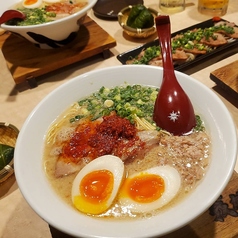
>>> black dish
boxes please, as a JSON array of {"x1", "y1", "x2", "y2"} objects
[
  {"x1": 117, "y1": 18, "x2": 238, "y2": 75},
  {"x1": 93, "y1": 0, "x2": 143, "y2": 20}
]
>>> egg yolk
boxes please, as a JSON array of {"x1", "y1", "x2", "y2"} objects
[
  {"x1": 80, "y1": 170, "x2": 113, "y2": 204},
  {"x1": 123, "y1": 174, "x2": 165, "y2": 203},
  {"x1": 24, "y1": 0, "x2": 38, "y2": 5}
]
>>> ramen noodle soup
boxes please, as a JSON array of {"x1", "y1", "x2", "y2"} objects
[
  {"x1": 43, "y1": 85, "x2": 211, "y2": 219},
  {"x1": 6, "y1": 0, "x2": 88, "y2": 26}
]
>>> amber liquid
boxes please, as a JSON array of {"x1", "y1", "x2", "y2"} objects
[{"x1": 198, "y1": 0, "x2": 229, "y2": 16}]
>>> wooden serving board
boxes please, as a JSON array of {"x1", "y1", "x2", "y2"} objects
[
  {"x1": 0, "y1": 16, "x2": 116, "y2": 87},
  {"x1": 49, "y1": 171, "x2": 238, "y2": 238},
  {"x1": 210, "y1": 60, "x2": 238, "y2": 100}
]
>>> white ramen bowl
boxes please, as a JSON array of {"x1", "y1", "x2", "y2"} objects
[
  {"x1": 14, "y1": 65, "x2": 237, "y2": 238},
  {"x1": 0, "y1": 0, "x2": 97, "y2": 49}
]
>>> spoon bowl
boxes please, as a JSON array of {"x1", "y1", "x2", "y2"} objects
[
  {"x1": 153, "y1": 15, "x2": 196, "y2": 135},
  {"x1": 0, "y1": 10, "x2": 25, "y2": 25}
]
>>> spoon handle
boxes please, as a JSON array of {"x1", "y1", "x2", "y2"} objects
[{"x1": 155, "y1": 16, "x2": 174, "y2": 73}]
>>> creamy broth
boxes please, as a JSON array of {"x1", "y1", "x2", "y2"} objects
[{"x1": 43, "y1": 85, "x2": 211, "y2": 219}]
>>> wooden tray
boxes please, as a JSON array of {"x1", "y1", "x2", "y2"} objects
[
  {"x1": 49, "y1": 171, "x2": 238, "y2": 238},
  {"x1": 210, "y1": 60, "x2": 238, "y2": 100},
  {"x1": 0, "y1": 16, "x2": 116, "y2": 87}
]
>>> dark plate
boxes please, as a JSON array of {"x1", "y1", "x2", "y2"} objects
[
  {"x1": 93, "y1": 0, "x2": 143, "y2": 19},
  {"x1": 117, "y1": 18, "x2": 238, "y2": 75}
]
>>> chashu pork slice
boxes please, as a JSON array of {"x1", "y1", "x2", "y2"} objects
[
  {"x1": 200, "y1": 32, "x2": 227, "y2": 47},
  {"x1": 214, "y1": 21, "x2": 238, "y2": 39},
  {"x1": 55, "y1": 129, "x2": 160, "y2": 178}
]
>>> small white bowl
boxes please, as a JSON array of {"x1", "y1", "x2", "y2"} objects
[
  {"x1": 14, "y1": 65, "x2": 237, "y2": 237},
  {"x1": 0, "y1": 0, "x2": 97, "y2": 49}
]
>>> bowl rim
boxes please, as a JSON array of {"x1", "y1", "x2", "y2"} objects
[
  {"x1": 118, "y1": 5, "x2": 159, "y2": 33},
  {"x1": 0, "y1": 0, "x2": 97, "y2": 29},
  {"x1": 14, "y1": 65, "x2": 238, "y2": 238}
]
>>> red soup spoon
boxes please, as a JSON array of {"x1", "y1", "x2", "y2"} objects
[
  {"x1": 153, "y1": 15, "x2": 196, "y2": 135},
  {"x1": 0, "y1": 10, "x2": 25, "y2": 25}
]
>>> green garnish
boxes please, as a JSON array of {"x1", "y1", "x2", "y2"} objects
[
  {"x1": 130, "y1": 45, "x2": 161, "y2": 65},
  {"x1": 70, "y1": 85, "x2": 205, "y2": 133},
  {"x1": 194, "y1": 115, "x2": 205, "y2": 132},
  {"x1": 128, "y1": 22, "x2": 235, "y2": 65},
  {"x1": 71, "y1": 85, "x2": 158, "y2": 125},
  {"x1": 6, "y1": 8, "x2": 56, "y2": 26}
]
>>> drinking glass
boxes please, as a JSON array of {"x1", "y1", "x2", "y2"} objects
[
  {"x1": 159, "y1": 0, "x2": 185, "y2": 13},
  {"x1": 198, "y1": 0, "x2": 229, "y2": 16}
]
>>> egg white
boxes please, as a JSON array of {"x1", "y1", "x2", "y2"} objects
[
  {"x1": 119, "y1": 165, "x2": 181, "y2": 213},
  {"x1": 71, "y1": 155, "x2": 124, "y2": 215},
  {"x1": 22, "y1": 0, "x2": 43, "y2": 8}
]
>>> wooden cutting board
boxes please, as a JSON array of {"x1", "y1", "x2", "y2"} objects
[
  {"x1": 0, "y1": 16, "x2": 116, "y2": 87},
  {"x1": 49, "y1": 171, "x2": 238, "y2": 238},
  {"x1": 210, "y1": 60, "x2": 238, "y2": 100}
]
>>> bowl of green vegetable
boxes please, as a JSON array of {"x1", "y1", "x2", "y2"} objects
[
  {"x1": 0, "y1": 0, "x2": 97, "y2": 49},
  {"x1": 0, "y1": 122, "x2": 19, "y2": 183},
  {"x1": 118, "y1": 4, "x2": 159, "y2": 38}
]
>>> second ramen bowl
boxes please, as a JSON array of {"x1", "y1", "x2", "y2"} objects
[
  {"x1": 0, "y1": 0, "x2": 97, "y2": 49},
  {"x1": 14, "y1": 65, "x2": 237, "y2": 237}
]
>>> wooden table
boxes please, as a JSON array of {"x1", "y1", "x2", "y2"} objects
[
  {"x1": 0, "y1": 16, "x2": 116, "y2": 86},
  {"x1": 0, "y1": 0, "x2": 238, "y2": 237}
]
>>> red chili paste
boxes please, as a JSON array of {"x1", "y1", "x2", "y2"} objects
[
  {"x1": 62, "y1": 115, "x2": 145, "y2": 163},
  {"x1": 61, "y1": 115, "x2": 145, "y2": 163}
]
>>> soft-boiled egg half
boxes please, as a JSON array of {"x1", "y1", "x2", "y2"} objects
[
  {"x1": 71, "y1": 155, "x2": 124, "y2": 215},
  {"x1": 119, "y1": 165, "x2": 181, "y2": 213},
  {"x1": 22, "y1": 0, "x2": 43, "y2": 8}
]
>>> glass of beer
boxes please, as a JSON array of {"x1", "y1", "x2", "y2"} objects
[{"x1": 198, "y1": 0, "x2": 229, "y2": 16}]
